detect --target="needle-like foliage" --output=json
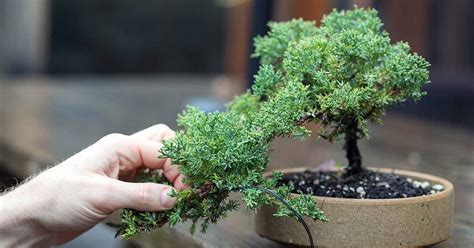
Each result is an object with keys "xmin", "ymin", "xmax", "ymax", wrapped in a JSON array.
[
  {"xmin": 255, "ymin": 7, "xmax": 430, "ymax": 174},
  {"xmin": 116, "ymin": 79, "xmax": 326, "ymax": 238},
  {"xmin": 115, "ymin": 7, "xmax": 429, "ymax": 238}
]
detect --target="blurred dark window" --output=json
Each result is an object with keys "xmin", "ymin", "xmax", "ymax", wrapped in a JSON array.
[
  {"xmin": 372, "ymin": 0, "xmax": 474, "ymax": 129},
  {"xmin": 49, "ymin": 0, "xmax": 226, "ymax": 74}
]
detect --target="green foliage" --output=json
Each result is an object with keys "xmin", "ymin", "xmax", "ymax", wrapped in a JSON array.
[
  {"xmin": 261, "ymin": 6, "xmax": 430, "ymax": 141},
  {"xmin": 320, "ymin": 8, "xmax": 384, "ymax": 35},
  {"xmin": 251, "ymin": 64, "xmax": 283, "ymax": 97},
  {"xmin": 117, "ymin": 7, "xmax": 429, "ymax": 239},
  {"xmin": 116, "ymin": 82, "xmax": 325, "ymax": 238},
  {"xmin": 253, "ymin": 19, "xmax": 318, "ymax": 68},
  {"xmin": 226, "ymin": 92, "xmax": 260, "ymax": 116}
]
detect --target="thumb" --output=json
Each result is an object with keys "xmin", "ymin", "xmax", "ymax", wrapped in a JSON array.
[{"xmin": 106, "ymin": 179, "xmax": 177, "ymax": 212}]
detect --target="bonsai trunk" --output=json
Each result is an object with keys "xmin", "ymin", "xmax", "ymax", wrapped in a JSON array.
[{"xmin": 344, "ymin": 119, "xmax": 362, "ymax": 175}]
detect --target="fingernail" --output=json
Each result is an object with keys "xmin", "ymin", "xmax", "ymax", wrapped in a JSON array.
[{"xmin": 161, "ymin": 188, "xmax": 177, "ymax": 209}]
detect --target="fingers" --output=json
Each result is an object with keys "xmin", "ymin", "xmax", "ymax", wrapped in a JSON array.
[
  {"xmin": 160, "ymin": 158, "xmax": 185, "ymax": 190},
  {"xmin": 95, "ymin": 126, "xmax": 186, "ymax": 189},
  {"xmin": 106, "ymin": 178, "xmax": 177, "ymax": 211},
  {"xmin": 134, "ymin": 141, "xmax": 183, "ymax": 186},
  {"xmin": 134, "ymin": 140, "xmax": 170, "ymax": 170},
  {"xmin": 96, "ymin": 133, "xmax": 168, "ymax": 171},
  {"xmin": 174, "ymin": 174, "xmax": 187, "ymax": 190},
  {"xmin": 131, "ymin": 128, "xmax": 186, "ymax": 189},
  {"xmin": 132, "ymin": 124, "xmax": 175, "ymax": 142}
]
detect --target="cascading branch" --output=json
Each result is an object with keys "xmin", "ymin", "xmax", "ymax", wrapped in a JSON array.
[
  {"xmin": 116, "ymin": 7, "xmax": 429, "ymax": 238},
  {"xmin": 117, "ymin": 79, "xmax": 325, "ymax": 238}
]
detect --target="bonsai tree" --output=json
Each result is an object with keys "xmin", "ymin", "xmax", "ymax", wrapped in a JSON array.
[
  {"xmin": 252, "ymin": 8, "xmax": 429, "ymax": 175},
  {"xmin": 113, "ymin": 7, "xmax": 429, "ymax": 244}
]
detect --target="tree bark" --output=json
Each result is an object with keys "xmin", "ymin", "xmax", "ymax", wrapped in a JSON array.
[{"xmin": 344, "ymin": 119, "xmax": 363, "ymax": 175}]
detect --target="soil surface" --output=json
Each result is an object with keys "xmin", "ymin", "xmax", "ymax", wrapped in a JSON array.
[{"xmin": 277, "ymin": 169, "xmax": 445, "ymax": 199}]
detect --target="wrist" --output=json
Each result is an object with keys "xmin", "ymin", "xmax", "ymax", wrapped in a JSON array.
[{"xmin": 0, "ymin": 180, "xmax": 52, "ymax": 247}]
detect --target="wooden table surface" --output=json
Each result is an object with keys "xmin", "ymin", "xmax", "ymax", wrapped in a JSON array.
[{"xmin": 1, "ymin": 77, "xmax": 473, "ymax": 247}]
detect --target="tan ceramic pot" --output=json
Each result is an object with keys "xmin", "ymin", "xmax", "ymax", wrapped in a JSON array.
[{"xmin": 255, "ymin": 167, "xmax": 454, "ymax": 247}]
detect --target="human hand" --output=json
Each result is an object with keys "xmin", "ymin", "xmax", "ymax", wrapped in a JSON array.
[{"xmin": 0, "ymin": 124, "xmax": 185, "ymax": 247}]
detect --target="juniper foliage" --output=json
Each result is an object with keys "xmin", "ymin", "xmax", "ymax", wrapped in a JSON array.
[
  {"xmin": 255, "ymin": 7, "xmax": 430, "ymax": 174},
  {"xmin": 116, "ymin": 7, "xmax": 429, "ymax": 238}
]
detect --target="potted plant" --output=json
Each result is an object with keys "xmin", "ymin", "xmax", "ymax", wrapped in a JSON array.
[
  {"xmin": 251, "ymin": 8, "xmax": 453, "ymax": 247},
  {"xmin": 112, "ymin": 7, "xmax": 453, "ymax": 248}
]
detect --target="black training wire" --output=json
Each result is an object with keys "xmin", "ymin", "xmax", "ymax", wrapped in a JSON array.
[{"xmin": 253, "ymin": 186, "xmax": 315, "ymax": 248}]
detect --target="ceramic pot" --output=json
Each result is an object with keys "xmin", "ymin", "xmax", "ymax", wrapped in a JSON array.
[{"xmin": 255, "ymin": 167, "xmax": 454, "ymax": 247}]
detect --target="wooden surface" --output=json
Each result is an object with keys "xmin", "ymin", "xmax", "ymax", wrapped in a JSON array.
[{"xmin": 1, "ymin": 77, "xmax": 473, "ymax": 247}]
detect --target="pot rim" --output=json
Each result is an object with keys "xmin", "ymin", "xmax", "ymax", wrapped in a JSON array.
[{"xmin": 266, "ymin": 167, "xmax": 454, "ymax": 206}]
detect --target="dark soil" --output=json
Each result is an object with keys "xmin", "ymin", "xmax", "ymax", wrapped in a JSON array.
[{"xmin": 277, "ymin": 169, "xmax": 445, "ymax": 199}]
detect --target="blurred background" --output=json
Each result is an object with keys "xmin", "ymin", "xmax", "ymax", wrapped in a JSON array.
[
  {"xmin": 1, "ymin": 0, "xmax": 472, "ymax": 125},
  {"xmin": 0, "ymin": 0, "xmax": 473, "ymax": 247}
]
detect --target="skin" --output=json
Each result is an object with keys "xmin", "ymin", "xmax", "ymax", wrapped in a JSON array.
[{"xmin": 0, "ymin": 124, "xmax": 186, "ymax": 247}]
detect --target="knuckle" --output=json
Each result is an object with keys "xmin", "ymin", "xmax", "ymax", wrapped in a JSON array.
[
  {"xmin": 138, "ymin": 184, "xmax": 155, "ymax": 206},
  {"xmin": 92, "ymin": 180, "xmax": 116, "ymax": 212},
  {"xmin": 100, "ymin": 133, "xmax": 126, "ymax": 144},
  {"xmin": 156, "ymin": 124, "xmax": 176, "ymax": 139},
  {"xmin": 155, "ymin": 124, "xmax": 171, "ymax": 132}
]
